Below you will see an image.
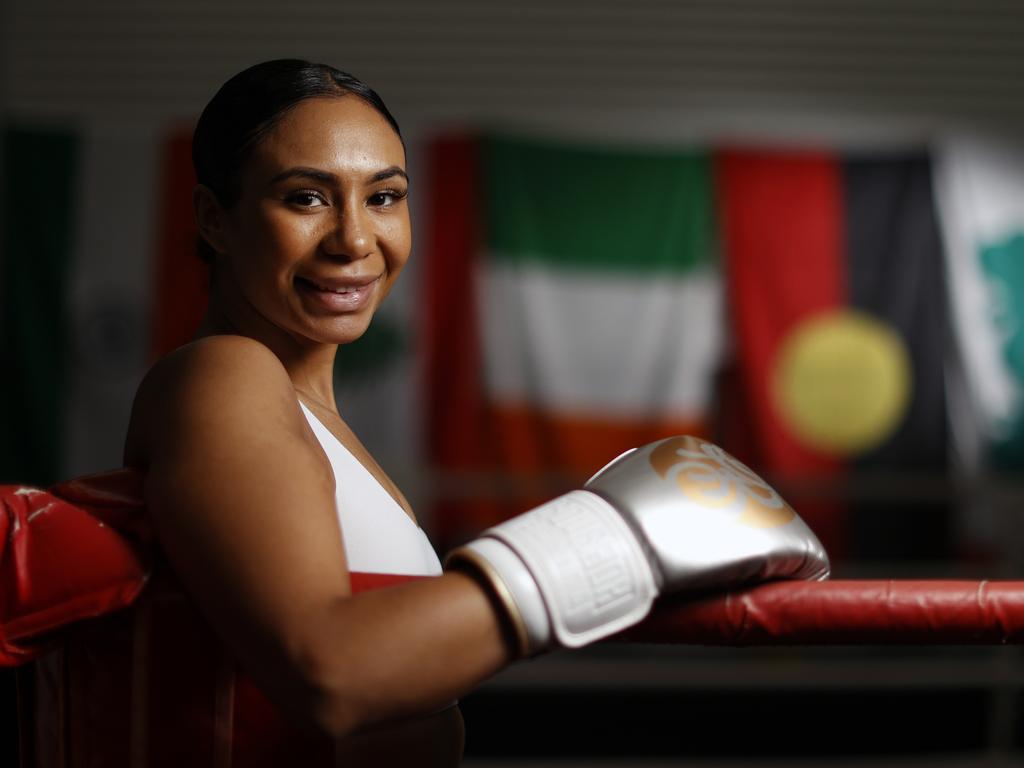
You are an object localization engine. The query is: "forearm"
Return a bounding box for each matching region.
[267,570,513,736]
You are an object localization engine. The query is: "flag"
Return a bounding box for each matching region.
[424,135,724,545]
[718,149,950,560]
[63,126,166,479]
[0,127,79,485]
[0,123,202,484]
[933,138,1024,472]
[151,130,206,360]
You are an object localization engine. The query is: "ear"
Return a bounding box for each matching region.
[193,184,229,256]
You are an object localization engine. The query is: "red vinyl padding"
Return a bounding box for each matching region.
[625,579,1024,645]
[0,470,152,665]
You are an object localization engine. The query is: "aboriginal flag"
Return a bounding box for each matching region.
[717,149,950,561]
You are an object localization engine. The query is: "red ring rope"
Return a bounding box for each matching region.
[623,579,1024,645]
[5,472,1024,664]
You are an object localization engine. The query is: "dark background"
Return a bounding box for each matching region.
[4,1,1024,765]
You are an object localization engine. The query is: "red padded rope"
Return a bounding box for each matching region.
[5,473,1024,658]
[623,580,1024,645]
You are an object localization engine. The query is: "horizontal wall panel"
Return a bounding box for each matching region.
[4,0,1024,141]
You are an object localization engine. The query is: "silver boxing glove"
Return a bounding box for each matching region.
[446,435,830,657]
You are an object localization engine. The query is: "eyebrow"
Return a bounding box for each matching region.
[269,165,409,185]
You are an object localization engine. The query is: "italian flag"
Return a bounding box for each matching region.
[424,136,724,545]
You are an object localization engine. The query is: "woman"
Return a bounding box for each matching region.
[28,59,825,768]
[118,60,512,766]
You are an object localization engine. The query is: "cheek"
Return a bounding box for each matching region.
[249,211,321,267]
[382,215,412,273]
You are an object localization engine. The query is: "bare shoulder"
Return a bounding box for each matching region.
[126,335,302,467]
[136,334,293,416]
[125,332,337,552]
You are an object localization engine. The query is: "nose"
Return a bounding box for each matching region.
[322,201,373,262]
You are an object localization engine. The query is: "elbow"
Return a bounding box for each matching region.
[306,695,363,740]
[269,597,424,738]
[288,639,377,739]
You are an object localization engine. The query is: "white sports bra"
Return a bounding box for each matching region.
[299,402,442,577]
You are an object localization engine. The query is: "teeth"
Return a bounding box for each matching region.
[308,279,359,294]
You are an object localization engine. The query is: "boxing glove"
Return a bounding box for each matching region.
[446,435,829,658]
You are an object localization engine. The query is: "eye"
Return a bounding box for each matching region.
[368,188,408,208]
[286,190,329,209]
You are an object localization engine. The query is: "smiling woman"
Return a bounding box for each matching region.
[22,59,829,768]
[34,60,513,768]
[196,95,411,351]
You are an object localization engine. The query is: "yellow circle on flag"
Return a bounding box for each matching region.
[772,309,911,455]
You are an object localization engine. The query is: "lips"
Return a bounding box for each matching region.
[295,274,380,313]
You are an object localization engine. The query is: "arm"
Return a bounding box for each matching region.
[133,337,512,737]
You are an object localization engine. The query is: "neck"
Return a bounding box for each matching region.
[198,283,340,414]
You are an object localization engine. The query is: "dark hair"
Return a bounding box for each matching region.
[192,59,402,263]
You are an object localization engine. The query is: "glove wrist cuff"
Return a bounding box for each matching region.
[446,538,551,658]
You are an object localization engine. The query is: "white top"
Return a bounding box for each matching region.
[299,402,442,576]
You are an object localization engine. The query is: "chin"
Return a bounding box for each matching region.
[322,320,374,347]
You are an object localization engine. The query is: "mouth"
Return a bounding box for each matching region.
[295,274,381,312]
[298,274,379,292]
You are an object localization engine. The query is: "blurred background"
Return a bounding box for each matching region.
[3,0,1024,764]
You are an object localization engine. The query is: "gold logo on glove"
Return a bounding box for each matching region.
[649,437,795,528]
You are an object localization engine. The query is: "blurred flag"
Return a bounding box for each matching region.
[62,127,177,481]
[933,138,1024,472]
[0,127,79,485]
[0,124,205,485]
[151,131,206,360]
[425,136,724,544]
[718,149,950,559]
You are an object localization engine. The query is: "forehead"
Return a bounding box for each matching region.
[250,96,405,177]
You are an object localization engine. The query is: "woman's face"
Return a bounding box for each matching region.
[214,95,411,348]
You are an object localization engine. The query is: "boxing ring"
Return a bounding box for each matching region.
[3,470,1023,765]
[2,468,1023,662]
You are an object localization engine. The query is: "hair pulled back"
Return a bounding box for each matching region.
[192,59,402,263]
